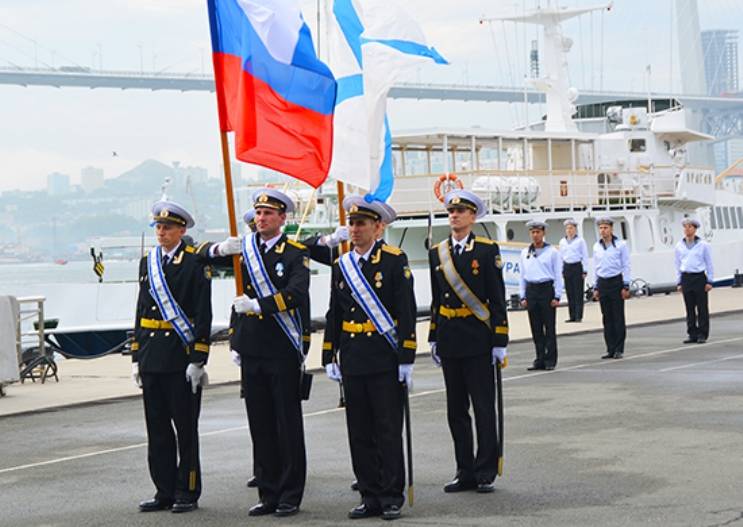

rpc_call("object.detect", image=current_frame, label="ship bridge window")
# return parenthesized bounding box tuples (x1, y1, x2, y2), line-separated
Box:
(629, 139, 646, 152)
(731, 207, 739, 229)
(737, 207, 743, 227)
(711, 208, 717, 229)
(716, 207, 724, 229)
(723, 207, 731, 229)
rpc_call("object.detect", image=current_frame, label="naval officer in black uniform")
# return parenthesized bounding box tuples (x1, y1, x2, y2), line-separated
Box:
(132, 200, 212, 514)
(592, 217, 631, 359)
(674, 218, 714, 344)
(520, 220, 563, 370)
(322, 196, 417, 521)
(207, 189, 311, 518)
(428, 189, 509, 494)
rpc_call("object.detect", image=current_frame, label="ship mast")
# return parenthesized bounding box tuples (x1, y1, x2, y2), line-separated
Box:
(481, 1, 612, 132)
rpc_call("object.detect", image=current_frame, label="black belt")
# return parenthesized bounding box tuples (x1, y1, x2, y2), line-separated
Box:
(681, 271, 705, 276)
(526, 280, 554, 287)
(563, 261, 582, 267)
(597, 274, 622, 282)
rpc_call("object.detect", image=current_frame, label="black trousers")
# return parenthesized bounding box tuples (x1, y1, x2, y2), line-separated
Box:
(141, 372, 202, 502)
(526, 281, 558, 368)
(242, 359, 306, 507)
(597, 275, 626, 356)
(563, 262, 585, 321)
(681, 272, 710, 340)
(441, 353, 499, 484)
(343, 369, 405, 510)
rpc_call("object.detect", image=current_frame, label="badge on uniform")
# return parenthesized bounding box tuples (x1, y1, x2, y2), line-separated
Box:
(275, 262, 284, 277)
(495, 254, 503, 268)
(204, 266, 213, 280)
(303, 256, 310, 269)
(471, 259, 480, 276)
(403, 266, 412, 279)
(374, 271, 383, 288)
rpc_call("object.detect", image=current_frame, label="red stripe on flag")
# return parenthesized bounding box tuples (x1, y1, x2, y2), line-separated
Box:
(213, 52, 332, 188)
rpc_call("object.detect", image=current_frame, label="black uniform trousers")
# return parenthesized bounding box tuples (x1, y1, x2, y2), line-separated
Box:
(526, 281, 558, 368)
(440, 353, 499, 484)
(141, 372, 202, 503)
(681, 272, 710, 340)
(242, 358, 306, 507)
(563, 262, 585, 321)
(597, 274, 626, 357)
(343, 369, 405, 510)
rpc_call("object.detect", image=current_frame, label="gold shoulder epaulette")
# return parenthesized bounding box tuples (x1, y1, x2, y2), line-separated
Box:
(184, 245, 196, 253)
(195, 241, 210, 254)
(475, 236, 495, 245)
(286, 239, 307, 250)
(381, 244, 402, 256)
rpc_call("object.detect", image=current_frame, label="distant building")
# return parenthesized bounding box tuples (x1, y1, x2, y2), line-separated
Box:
(701, 30, 739, 96)
(80, 166, 104, 192)
(47, 172, 71, 196)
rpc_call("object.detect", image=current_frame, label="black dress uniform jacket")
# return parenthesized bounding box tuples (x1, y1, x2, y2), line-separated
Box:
(428, 233, 509, 355)
(322, 240, 417, 375)
(132, 241, 212, 371)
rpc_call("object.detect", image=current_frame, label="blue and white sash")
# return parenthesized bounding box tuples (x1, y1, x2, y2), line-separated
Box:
(437, 241, 491, 326)
(242, 234, 303, 353)
(147, 246, 195, 346)
(339, 252, 398, 350)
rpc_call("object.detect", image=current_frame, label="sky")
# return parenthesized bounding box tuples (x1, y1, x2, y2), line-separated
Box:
(0, 0, 741, 191)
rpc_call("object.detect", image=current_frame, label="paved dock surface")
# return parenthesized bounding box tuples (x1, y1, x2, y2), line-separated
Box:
(2, 313, 743, 526)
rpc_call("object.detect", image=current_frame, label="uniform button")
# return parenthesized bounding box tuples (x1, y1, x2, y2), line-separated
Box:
(164, 331, 170, 337)
(149, 332, 155, 337)
(350, 307, 356, 312)
(366, 332, 372, 337)
(350, 333, 356, 339)
(151, 306, 156, 311)
(444, 293, 450, 298)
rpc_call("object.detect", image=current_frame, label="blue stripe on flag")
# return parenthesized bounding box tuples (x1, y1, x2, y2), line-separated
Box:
(361, 37, 449, 64)
(336, 74, 364, 105)
(333, 0, 364, 67)
(365, 116, 394, 203)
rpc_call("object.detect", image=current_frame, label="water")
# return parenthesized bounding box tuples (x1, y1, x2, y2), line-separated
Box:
(0, 260, 139, 289)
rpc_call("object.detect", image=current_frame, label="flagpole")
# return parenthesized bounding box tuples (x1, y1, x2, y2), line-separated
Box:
(336, 181, 349, 254)
(218, 131, 244, 294)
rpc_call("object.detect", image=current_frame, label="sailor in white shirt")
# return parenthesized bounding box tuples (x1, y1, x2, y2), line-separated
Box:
(519, 221, 563, 370)
(559, 219, 589, 323)
(674, 218, 714, 344)
(592, 217, 631, 359)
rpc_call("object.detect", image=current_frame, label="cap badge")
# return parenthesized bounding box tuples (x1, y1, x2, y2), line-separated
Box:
(258, 193, 269, 203)
(161, 209, 170, 218)
(451, 197, 461, 205)
(350, 204, 359, 213)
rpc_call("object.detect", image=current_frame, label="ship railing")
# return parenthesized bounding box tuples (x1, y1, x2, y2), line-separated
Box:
(15, 296, 58, 384)
(387, 169, 660, 217)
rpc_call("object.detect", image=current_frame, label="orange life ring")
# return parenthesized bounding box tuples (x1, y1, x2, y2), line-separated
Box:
(433, 173, 464, 202)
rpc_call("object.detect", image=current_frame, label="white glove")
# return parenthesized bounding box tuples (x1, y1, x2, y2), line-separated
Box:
(492, 347, 508, 368)
(399, 364, 414, 389)
(325, 363, 342, 383)
(322, 226, 349, 248)
(430, 342, 441, 368)
(233, 295, 261, 314)
(185, 363, 209, 394)
(131, 363, 142, 389)
(216, 236, 242, 256)
(230, 349, 241, 367)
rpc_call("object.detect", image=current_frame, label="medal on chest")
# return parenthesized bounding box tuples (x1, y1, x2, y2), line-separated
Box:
(374, 271, 383, 288)
(275, 261, 284, 278)
(471, 259, 480, 276)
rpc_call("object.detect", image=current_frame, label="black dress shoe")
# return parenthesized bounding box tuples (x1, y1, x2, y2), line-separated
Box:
(275, 503, 299, 517)
(248, 502, 277, 516)
(601, 353, 614, 359)
(612, 353, 623, 359)
(348, 503, 381, 519)
(683, 338, 697, 344)
(443, 477, 477, 493)
(171, 500, 198, 513)
(382, 505, 402, 521)
(565, 319, 576, 323)
(246, 476, 257, 488)
(350, 480, 359, 491)
(476, 482, 495, 493)
(696, 338, 707, 344)
(138, 498, 173, 512)
(527, 365, 545, 371)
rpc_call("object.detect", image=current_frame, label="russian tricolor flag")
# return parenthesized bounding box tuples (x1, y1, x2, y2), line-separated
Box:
(207, 0, 336, 188)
